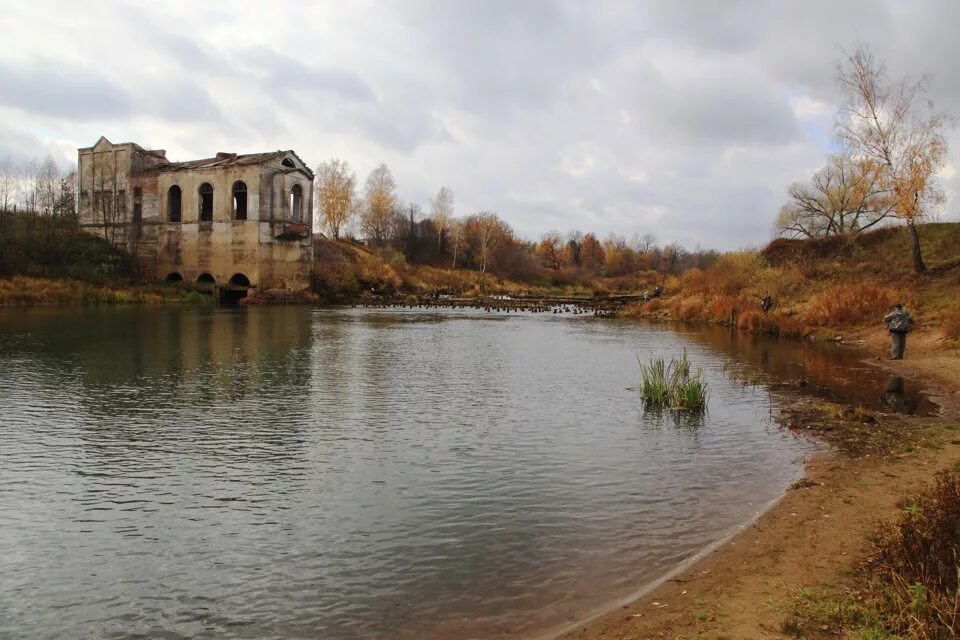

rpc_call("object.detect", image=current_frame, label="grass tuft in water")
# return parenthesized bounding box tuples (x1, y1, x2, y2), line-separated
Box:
(637, 349, 709, 412)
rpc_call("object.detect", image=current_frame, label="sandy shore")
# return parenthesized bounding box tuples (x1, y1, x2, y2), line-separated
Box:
(554, 327, 960, 640)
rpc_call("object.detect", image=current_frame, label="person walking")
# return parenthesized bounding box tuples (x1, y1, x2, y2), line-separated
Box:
(883, 303, 914, 360)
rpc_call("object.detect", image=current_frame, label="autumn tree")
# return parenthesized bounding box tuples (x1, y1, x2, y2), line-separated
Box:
(361, 163, 397, 246)
(564, 230, 583, 267)
(465, 212, 506, 273)
(834, 45, 950, 274)
(430, 186, 453, 249)
(315, 158, 355, 239)
(580, 232, 605, 271)
(448, 218, 465, 269)
(535, 230, 564, 270)
(777, 154, 895, 238)
(602, 233, 638, 276)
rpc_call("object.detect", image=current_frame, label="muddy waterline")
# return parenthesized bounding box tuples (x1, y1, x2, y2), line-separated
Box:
(0, 306, 922, 639)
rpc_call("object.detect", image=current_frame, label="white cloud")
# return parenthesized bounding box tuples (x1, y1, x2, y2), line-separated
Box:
(791, 96, 830, 120)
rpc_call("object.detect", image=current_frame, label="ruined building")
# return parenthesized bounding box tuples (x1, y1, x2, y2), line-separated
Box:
(77, 136, 314, 294)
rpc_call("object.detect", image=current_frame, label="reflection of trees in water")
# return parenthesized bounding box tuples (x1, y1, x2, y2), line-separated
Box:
(683, 326, 936, 416)
(0, 307, 315, 462)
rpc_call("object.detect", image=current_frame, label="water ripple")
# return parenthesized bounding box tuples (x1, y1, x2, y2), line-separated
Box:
(0, 306, 819, 640)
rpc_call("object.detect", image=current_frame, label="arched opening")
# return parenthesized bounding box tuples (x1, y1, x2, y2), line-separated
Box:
(198, 182, 213, 222)
(290, 184, 303, 222)
(165, 272, 183, 283)
(168, 185, 182, 222)
(229, 273, 251, 288)
(196, 273, 216, 289)
(281, 158, 295, 168)
(220, 273, 251, 304)
(232, 181, 247, 220)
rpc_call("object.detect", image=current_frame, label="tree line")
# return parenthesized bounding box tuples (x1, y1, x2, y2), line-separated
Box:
(0, 156, 130, 280)
(314, 159, 719, 284)
(0, 156, 76, 218)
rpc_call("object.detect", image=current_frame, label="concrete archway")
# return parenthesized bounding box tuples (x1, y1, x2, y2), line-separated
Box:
(229, 273, 251, 288)
(196, 273, 216, 292)
(220, 273, 251, 304)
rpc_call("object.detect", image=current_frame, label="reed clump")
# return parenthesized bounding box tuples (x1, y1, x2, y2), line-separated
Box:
(638, 350, 709, 412)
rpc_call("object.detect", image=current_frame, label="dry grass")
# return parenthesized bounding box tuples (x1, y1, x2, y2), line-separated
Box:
(803, 283, 901, 328)
(940, 307, 960, 342)
(0, 276, 204, 306)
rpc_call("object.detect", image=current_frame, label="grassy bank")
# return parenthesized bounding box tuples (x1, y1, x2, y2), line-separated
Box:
(622, 223, 960, 341)
(0, 276, 210, 306)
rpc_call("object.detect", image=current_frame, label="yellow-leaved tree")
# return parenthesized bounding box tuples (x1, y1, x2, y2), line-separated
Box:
(834, 45, 950, 274)
(314, 158, 355, 240)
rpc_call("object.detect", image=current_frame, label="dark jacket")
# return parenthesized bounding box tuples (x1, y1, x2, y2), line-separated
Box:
(883, 309, 913, 333)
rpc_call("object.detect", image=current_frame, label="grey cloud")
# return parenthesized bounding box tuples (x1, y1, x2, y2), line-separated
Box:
(0, 59, 134, 119)
(6, 0, 960, 250)
(404, 0, 620, 115)
(654, 81, 801, 145)
(143, 78, 223, 123)
(113, 3, 229, 77)
(236, 46, 376, 102)
(351, 103, 452, 154)
(0, 57, 223, 125)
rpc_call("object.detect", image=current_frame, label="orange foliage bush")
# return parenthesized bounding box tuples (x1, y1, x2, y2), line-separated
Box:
(803, 283, 899, 327)
(736, 309, 808, 336)
(670, 295, 704, 321)
(941, 306, 960, 341)
(702, 295, 744, 323)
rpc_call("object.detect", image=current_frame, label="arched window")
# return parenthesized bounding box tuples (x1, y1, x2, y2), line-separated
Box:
(168, 185, 182, 222)
(290, 184, 303, 222)
(198, 182, 213, 222)
(232, 181, 247, 220)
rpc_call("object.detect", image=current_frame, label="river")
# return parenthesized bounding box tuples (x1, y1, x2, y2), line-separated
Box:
(0, 306, 927, 639)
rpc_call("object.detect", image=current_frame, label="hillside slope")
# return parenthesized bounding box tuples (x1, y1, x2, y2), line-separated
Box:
(625, 222, 960, 340)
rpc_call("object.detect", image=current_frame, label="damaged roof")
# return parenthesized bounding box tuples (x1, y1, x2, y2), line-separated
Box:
(137, 149, 314, 178)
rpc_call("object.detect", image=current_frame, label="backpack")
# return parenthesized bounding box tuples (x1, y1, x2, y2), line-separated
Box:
(889, 312, 911, 334)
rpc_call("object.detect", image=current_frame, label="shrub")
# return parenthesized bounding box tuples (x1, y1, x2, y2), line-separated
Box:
(803, 283, 899, 327)
(670, 295, 704, 321)
(860, 471, 960, 640)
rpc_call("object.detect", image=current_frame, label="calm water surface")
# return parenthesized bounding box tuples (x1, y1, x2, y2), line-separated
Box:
(0, 306, 916, 639)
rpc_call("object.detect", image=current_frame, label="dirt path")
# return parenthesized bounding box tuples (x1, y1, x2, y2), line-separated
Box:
(554, 328, 960, 640)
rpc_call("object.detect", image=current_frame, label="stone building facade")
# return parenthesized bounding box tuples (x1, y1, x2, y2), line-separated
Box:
(77, 136, 314, 293)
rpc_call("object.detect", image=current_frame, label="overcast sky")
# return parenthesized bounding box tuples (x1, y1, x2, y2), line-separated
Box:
(1, 0, 958, 249)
